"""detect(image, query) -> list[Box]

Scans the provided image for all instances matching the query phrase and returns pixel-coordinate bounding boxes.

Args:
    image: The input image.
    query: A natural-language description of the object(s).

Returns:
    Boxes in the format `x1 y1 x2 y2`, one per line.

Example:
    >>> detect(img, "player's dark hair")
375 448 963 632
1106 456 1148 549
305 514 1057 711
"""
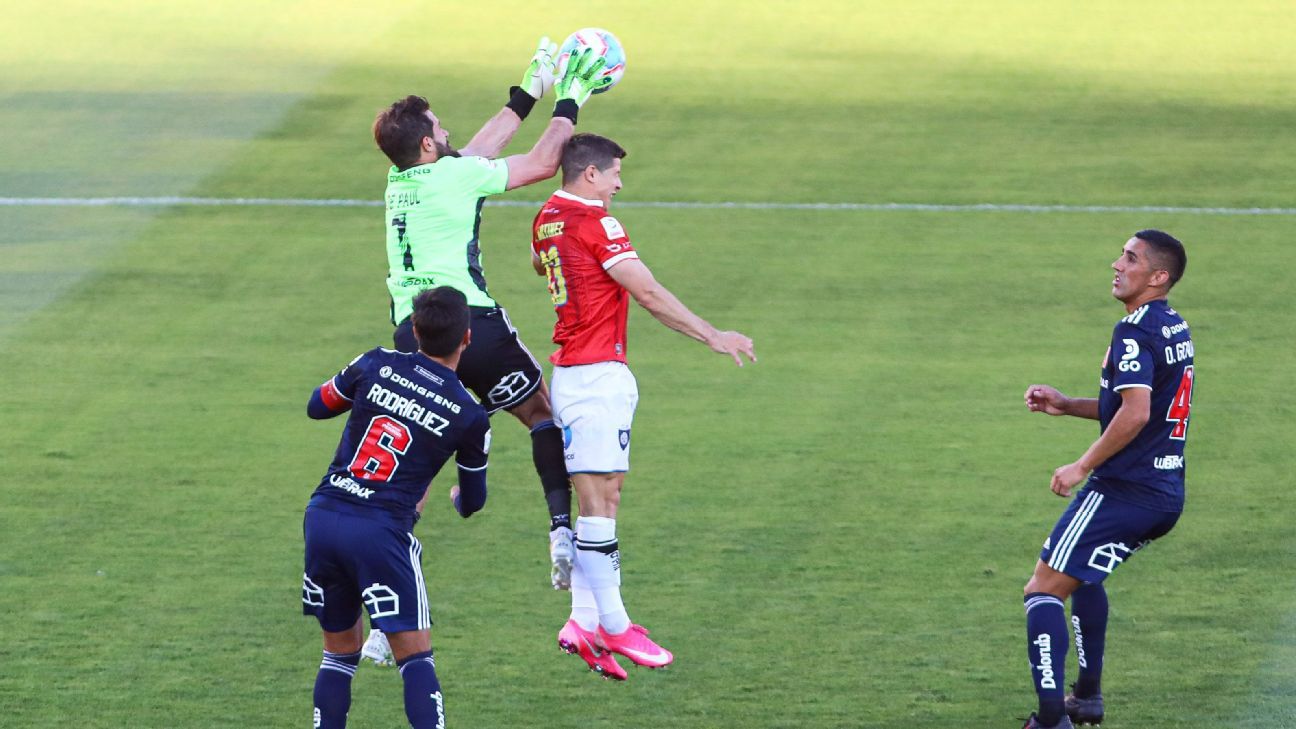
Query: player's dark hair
411 287 471 358
374 95 435 171
561 133 627 184
1135 229 1187 288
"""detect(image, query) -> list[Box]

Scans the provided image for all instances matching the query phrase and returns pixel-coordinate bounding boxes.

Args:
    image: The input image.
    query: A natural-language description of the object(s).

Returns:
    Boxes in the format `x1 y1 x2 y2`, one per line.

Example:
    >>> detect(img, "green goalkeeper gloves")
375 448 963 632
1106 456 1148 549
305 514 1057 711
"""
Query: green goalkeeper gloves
555 47 612 108
518 36 558 100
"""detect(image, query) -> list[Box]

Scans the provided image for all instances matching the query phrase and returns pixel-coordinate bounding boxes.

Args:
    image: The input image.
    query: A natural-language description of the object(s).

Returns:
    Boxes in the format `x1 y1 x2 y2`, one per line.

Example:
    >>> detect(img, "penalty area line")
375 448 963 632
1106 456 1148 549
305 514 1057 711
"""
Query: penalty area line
1 196 1295 216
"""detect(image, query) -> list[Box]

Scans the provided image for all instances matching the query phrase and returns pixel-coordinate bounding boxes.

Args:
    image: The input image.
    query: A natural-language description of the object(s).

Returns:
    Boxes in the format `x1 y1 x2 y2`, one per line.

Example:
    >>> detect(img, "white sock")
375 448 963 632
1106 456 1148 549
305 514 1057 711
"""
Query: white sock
569 559 599 631
576 516 630 634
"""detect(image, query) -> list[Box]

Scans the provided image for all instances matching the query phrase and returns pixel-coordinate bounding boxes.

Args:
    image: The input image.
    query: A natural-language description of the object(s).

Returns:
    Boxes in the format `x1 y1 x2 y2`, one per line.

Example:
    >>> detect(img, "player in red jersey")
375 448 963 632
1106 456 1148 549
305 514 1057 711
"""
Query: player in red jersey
530 134 756 679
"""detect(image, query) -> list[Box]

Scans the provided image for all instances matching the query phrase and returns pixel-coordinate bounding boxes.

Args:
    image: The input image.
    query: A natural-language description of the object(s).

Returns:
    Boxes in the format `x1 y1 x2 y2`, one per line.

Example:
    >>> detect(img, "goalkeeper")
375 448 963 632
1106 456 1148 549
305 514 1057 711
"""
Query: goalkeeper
363 39 612 665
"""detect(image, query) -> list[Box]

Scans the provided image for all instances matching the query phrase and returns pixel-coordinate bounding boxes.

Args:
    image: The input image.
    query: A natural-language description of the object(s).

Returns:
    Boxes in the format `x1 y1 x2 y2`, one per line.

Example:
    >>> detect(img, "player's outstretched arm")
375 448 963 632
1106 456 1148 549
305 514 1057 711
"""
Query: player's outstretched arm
609 259 757 367
1024 384 1099 419
501 47 611 190
460 37 557 159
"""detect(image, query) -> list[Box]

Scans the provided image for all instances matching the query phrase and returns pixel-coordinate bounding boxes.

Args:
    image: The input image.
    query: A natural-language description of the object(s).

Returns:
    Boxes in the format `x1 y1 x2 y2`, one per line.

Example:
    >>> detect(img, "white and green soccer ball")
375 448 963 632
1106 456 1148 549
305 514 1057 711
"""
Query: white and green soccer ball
556 28 626 94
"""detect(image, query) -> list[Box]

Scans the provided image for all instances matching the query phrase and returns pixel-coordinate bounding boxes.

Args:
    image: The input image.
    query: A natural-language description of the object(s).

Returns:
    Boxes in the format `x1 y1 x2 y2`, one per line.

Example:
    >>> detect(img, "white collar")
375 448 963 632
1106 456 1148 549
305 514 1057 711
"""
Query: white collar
553 189 604 208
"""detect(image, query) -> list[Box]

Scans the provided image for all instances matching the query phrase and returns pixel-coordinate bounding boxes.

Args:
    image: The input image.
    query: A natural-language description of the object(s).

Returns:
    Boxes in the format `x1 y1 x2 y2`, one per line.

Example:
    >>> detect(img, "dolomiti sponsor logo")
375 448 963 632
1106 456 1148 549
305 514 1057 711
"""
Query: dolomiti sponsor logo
379 366 460 413
1154 455 1185 470
1034 633 1057 689
1072 616 1088 669
366 383 452 435
329 474 375 499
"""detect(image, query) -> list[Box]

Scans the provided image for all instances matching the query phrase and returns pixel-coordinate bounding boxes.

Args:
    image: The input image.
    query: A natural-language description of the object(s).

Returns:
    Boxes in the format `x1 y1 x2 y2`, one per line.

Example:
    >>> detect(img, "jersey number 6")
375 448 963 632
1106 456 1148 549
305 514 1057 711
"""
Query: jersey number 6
349 415 413 482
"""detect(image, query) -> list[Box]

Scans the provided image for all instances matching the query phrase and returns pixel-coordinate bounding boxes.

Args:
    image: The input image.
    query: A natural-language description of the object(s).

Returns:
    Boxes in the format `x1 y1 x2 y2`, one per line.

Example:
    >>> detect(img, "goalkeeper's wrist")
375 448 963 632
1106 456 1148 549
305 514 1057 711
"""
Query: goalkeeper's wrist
552 99 579 123
506 86 537 120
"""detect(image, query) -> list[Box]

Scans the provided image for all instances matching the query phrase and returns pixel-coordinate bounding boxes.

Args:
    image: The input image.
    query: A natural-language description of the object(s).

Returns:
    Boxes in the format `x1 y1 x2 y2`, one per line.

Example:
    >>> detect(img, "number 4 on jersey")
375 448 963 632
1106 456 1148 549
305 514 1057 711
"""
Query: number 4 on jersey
1166 365 1194 440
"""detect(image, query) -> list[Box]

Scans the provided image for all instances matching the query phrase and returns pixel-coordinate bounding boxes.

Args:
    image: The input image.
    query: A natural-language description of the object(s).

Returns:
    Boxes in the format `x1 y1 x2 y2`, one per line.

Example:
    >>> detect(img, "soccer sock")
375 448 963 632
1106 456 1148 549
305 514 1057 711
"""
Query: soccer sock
576 515 630 634
313 650 360 729
1070 583 1109 698
1025 592 1069 727
569 555 600 631
397 650 445 729
530 421 572 531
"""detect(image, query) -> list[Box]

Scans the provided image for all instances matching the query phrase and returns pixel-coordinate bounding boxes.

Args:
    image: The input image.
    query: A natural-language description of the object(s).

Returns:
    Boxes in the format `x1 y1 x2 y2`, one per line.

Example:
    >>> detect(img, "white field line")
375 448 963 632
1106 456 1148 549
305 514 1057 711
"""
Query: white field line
2 196 1295 215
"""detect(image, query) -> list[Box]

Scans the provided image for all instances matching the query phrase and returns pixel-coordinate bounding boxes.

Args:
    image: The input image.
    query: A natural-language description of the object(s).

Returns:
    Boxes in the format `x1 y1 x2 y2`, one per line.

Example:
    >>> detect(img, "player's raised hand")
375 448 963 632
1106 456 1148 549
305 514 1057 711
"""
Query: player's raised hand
1024 384 1068 416
555 47 612 108
519 36 558 99
710 331 756 367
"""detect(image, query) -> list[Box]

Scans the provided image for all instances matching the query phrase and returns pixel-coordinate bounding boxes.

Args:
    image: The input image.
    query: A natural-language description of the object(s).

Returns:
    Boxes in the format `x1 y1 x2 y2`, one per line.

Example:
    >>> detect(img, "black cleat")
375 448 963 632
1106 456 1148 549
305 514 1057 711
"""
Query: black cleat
1064 692 1104 725
1021 713 1075 729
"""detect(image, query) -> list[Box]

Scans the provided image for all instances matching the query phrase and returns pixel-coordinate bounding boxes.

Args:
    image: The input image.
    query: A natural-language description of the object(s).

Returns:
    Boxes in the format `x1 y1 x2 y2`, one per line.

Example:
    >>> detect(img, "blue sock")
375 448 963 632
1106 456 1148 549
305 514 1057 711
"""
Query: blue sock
313 650 360 728
397 650 445 729
1071 583 1108 698
1025 592 1068 726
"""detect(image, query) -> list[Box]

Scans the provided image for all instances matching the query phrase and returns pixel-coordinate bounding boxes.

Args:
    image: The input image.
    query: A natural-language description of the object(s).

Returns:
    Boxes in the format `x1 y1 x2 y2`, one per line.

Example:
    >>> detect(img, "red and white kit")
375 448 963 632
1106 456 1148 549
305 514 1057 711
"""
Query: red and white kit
532 190 641 473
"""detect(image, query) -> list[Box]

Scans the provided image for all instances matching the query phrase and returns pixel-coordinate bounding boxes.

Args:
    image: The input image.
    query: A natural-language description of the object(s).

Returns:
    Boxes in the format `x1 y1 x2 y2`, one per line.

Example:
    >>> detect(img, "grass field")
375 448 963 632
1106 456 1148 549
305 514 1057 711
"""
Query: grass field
3 2 1296 727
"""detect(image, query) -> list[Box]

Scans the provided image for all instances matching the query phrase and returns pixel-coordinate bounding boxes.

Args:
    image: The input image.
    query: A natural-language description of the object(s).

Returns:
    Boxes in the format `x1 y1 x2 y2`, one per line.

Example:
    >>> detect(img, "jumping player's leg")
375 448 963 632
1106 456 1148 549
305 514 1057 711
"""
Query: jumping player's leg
427 308 575 588
506 380 575 535
387 630 445 729
570 472 627 632
570 472 673 669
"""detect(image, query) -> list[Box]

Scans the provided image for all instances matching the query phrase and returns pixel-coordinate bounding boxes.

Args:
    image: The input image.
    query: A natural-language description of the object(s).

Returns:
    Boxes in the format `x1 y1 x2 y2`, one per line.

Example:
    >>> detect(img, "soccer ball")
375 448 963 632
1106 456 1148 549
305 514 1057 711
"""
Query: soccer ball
556 28 626 94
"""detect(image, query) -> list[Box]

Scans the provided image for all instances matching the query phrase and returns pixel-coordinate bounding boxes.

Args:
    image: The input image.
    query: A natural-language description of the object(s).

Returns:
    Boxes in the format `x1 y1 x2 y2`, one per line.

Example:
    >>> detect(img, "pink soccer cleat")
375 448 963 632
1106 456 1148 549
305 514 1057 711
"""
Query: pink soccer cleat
597 624 674 668
558 620 627 681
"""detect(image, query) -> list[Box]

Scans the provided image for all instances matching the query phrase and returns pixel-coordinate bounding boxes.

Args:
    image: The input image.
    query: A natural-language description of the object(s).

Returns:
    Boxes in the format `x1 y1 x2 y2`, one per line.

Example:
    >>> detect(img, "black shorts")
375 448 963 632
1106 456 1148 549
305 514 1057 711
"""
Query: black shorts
394 305 544 414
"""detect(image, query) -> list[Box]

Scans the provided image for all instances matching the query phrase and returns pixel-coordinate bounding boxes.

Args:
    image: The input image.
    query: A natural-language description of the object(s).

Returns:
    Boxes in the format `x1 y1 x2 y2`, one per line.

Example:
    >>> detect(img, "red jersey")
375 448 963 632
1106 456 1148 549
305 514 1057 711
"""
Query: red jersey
532 190 639 366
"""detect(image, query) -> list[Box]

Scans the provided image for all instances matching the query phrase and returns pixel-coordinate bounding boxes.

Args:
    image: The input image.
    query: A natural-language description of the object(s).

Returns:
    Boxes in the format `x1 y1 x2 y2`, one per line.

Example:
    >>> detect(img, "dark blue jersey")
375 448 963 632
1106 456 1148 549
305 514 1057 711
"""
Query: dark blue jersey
308 348 490 523
1090 300 1195 511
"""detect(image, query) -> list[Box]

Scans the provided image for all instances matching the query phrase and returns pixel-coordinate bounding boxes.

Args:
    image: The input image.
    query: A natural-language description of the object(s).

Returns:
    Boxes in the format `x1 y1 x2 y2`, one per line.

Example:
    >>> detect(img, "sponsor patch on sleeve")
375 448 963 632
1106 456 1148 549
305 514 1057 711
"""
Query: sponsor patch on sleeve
600 216 627 240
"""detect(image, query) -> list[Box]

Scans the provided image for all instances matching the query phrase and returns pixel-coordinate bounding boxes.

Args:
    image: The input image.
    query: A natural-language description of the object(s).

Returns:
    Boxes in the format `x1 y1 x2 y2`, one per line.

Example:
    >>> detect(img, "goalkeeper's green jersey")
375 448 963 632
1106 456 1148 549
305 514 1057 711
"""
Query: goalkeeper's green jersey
383 155 510 322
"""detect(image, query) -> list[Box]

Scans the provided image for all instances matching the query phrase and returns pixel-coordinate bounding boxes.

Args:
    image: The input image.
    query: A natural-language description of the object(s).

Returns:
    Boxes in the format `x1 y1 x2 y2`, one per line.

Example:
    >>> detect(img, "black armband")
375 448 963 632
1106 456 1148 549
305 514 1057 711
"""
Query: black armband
506 86 537 120
552 99 579 124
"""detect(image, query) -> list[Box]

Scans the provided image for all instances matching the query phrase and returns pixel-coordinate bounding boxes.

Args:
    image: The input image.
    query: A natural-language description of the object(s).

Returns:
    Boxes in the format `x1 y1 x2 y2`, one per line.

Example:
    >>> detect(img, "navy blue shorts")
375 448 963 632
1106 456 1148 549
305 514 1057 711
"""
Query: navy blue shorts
301 506 431 633
394 305 543 414
1039 488 1181 584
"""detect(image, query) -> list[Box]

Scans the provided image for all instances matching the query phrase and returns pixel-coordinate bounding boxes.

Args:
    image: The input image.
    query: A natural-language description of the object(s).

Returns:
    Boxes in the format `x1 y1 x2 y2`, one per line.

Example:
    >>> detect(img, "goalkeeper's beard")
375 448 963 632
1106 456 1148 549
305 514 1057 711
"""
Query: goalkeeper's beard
435 141 461 158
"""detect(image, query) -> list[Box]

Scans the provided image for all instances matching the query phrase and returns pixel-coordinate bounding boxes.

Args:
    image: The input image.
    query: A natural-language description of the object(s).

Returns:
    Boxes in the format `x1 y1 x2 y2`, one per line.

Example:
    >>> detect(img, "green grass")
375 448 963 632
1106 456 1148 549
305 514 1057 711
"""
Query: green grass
3 1 1296 727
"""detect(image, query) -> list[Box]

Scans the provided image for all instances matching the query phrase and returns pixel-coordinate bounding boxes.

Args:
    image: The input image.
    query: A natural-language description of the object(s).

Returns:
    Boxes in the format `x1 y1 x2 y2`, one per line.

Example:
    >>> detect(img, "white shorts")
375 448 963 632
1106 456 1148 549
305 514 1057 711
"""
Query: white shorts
551 362 639 474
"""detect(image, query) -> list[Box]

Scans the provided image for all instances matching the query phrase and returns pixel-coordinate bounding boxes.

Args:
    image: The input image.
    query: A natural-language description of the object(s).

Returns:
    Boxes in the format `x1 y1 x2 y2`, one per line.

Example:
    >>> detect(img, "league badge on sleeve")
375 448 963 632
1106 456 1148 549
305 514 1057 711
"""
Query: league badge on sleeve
600 216 627 240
